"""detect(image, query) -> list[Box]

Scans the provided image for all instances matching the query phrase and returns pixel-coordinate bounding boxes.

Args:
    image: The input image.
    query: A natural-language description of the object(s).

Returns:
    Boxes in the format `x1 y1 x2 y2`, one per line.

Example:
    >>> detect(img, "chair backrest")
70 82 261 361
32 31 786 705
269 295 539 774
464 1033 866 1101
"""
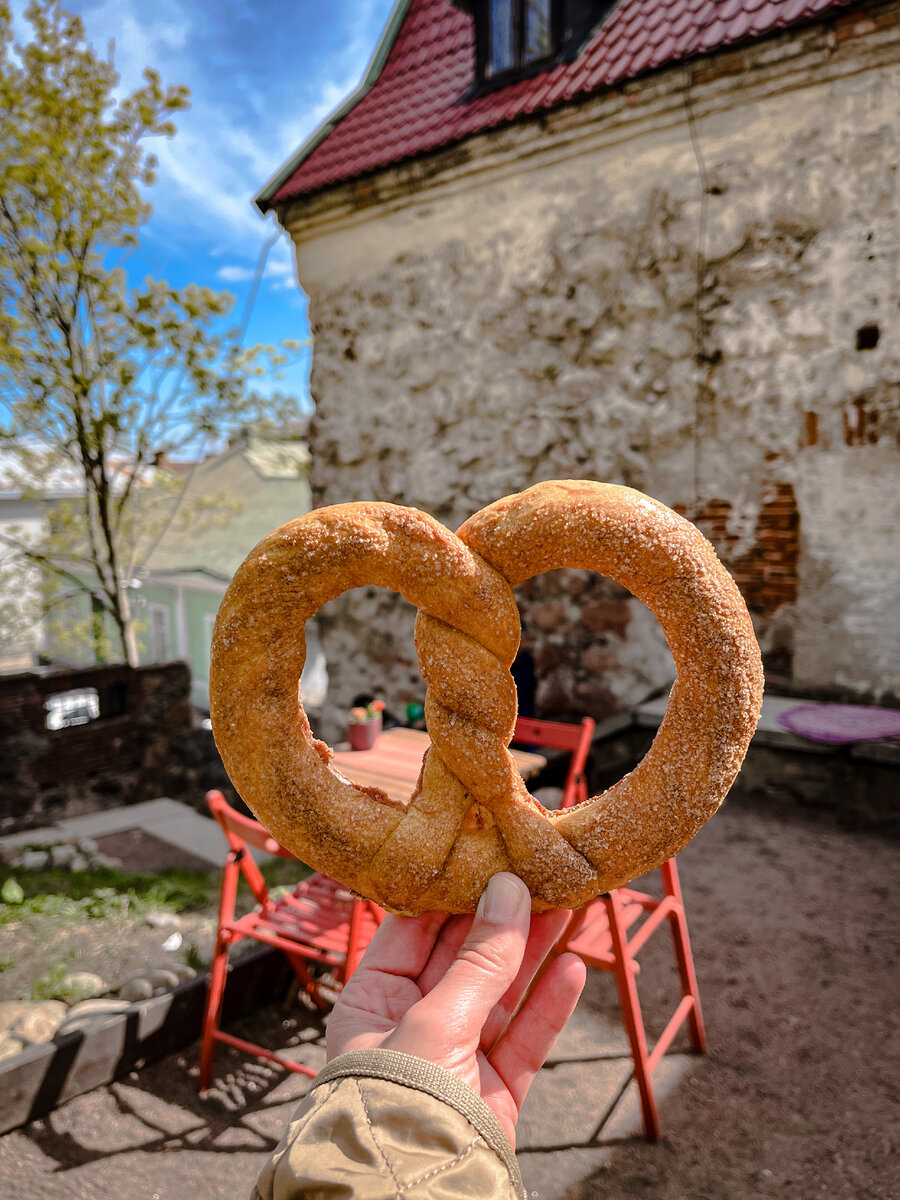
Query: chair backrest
513 716 595 808
206 790 297 912
206 789 296 859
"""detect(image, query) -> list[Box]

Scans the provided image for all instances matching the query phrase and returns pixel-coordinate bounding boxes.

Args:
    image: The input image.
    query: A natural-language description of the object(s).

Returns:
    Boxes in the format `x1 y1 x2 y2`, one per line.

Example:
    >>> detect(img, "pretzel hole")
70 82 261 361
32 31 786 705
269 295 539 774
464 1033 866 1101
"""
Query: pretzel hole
512 568 674 727
313 583 428 762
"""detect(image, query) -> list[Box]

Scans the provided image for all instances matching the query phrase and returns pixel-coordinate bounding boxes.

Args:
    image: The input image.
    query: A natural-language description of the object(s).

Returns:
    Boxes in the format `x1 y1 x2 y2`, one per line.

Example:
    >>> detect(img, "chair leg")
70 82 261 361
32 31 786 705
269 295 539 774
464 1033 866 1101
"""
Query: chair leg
660 859 707 1053
198 933 231 1093
285 952 330 1012
604 890 661 1141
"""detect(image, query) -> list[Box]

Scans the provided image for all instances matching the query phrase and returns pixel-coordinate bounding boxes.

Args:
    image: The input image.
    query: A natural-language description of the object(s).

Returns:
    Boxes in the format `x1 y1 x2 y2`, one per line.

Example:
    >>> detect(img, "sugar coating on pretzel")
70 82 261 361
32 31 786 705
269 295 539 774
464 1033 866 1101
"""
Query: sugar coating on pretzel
209 482 763 915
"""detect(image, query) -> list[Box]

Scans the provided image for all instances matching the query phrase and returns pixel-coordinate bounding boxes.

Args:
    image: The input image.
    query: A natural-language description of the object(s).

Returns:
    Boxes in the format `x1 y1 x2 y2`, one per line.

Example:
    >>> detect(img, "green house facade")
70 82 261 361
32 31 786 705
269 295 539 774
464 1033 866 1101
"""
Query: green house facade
40 433 315 712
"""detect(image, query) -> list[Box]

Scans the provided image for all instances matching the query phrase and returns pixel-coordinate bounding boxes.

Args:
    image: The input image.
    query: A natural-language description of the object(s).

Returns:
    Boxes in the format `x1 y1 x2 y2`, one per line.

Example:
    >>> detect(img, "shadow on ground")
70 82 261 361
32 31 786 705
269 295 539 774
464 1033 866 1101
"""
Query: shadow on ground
1 796 897 1200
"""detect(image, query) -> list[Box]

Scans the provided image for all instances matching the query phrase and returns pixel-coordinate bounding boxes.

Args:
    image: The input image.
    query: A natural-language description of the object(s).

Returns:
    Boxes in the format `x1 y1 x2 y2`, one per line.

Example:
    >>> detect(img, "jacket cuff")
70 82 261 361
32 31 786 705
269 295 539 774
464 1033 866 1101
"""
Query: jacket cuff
314 1048 525 1199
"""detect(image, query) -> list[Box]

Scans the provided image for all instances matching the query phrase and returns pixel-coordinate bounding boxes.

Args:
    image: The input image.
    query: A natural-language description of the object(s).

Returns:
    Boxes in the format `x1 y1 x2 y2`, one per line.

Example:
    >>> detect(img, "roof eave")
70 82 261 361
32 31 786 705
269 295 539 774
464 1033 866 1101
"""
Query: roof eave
255 0 414 215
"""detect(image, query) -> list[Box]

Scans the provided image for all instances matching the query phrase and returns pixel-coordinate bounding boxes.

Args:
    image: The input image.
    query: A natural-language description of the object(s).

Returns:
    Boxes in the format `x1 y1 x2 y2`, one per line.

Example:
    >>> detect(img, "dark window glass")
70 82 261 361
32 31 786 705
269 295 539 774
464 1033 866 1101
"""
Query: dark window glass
524 0 553 62
480 0 612 83
563 0 599 43
488 0 515 75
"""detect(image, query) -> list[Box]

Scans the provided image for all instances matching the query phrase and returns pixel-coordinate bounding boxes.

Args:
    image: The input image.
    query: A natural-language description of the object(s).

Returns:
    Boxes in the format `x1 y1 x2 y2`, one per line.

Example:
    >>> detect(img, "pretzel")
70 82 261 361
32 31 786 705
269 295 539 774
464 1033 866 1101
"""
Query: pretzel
209 481 763 914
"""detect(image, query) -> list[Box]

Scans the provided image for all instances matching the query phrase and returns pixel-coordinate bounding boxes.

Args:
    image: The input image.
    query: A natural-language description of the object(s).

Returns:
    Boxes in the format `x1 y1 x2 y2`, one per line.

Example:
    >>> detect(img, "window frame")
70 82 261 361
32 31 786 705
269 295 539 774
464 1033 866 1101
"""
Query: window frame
469 0 610 94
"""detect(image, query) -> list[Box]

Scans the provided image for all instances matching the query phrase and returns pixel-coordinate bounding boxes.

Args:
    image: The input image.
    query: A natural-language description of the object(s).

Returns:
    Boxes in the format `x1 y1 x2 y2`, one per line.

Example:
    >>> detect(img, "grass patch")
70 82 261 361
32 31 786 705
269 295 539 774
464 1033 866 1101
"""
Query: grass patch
0 863 216 924
0 855 311 926
0 852 315 1003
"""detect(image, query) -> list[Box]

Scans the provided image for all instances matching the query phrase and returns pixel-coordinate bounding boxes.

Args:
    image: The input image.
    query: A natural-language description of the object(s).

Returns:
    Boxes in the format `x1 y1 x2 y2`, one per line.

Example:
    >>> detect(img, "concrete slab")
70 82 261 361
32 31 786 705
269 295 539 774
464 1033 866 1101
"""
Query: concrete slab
56 798 272 866
597 1054 694 1143
56 798 189 836
635 692 834 753
519 1144 613 1198
0 825 67 848
547 990 631 1061
517 1058 633 1150
242 1097 308 1142
110 1081 206 1137
49 1089 159 1153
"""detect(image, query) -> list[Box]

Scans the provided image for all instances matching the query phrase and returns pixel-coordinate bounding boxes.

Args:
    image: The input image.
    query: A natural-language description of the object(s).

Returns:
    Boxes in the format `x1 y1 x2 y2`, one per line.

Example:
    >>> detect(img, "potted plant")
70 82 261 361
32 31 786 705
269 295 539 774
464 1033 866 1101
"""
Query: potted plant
347 700 384 750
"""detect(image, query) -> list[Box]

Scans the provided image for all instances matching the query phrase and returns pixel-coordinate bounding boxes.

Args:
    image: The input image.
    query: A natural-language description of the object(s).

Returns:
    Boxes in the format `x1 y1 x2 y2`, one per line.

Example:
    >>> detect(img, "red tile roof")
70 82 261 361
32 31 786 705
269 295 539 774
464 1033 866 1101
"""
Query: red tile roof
263 0 862 209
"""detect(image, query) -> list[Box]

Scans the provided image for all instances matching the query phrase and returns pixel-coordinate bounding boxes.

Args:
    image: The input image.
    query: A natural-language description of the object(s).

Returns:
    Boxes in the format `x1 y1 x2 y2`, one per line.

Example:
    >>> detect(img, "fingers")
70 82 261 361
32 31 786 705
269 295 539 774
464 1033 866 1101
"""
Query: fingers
479 906 572 1054
406 873 532 1039
487 951 586 1111
416 914 474 995
352 909 451 981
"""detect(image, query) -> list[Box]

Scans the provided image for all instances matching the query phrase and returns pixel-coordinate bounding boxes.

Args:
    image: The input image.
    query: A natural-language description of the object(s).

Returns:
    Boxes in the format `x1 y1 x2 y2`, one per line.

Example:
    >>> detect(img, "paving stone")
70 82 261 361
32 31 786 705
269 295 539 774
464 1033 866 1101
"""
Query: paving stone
596 1053 693 1143
547 984 630 1060
242 1097 307 1141
517 1058 632 1151
262 1045 325 1103
49 1090 159 1152
110 1082 206 1137
519 1144 613 1200
212 1123 271 1149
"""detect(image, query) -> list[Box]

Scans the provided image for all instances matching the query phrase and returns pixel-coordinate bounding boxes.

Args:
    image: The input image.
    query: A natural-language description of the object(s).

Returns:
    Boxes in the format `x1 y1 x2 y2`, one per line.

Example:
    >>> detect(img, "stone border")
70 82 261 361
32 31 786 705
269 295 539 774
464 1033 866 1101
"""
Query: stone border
0 945 291 1135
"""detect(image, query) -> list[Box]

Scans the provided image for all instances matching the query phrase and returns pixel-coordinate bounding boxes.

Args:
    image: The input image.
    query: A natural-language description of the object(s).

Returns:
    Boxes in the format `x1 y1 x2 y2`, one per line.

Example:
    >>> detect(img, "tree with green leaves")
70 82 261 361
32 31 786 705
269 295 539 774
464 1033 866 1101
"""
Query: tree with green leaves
0 0 298 665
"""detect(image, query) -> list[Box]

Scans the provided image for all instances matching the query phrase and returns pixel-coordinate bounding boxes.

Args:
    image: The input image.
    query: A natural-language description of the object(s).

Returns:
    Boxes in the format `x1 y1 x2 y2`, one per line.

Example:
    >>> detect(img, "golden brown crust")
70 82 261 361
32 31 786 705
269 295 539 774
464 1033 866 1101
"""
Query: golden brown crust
210 482 763 914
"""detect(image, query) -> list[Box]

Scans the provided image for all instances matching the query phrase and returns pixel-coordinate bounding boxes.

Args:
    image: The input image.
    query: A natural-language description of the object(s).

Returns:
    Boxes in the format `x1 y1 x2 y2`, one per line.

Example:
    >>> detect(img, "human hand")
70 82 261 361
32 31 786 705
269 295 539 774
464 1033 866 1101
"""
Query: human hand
326 873 586 1146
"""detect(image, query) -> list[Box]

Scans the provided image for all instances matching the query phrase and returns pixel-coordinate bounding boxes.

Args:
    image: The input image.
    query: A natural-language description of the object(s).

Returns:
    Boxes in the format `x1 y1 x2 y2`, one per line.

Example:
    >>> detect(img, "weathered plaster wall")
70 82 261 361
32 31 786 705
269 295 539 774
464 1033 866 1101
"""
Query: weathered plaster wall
283 12 900 738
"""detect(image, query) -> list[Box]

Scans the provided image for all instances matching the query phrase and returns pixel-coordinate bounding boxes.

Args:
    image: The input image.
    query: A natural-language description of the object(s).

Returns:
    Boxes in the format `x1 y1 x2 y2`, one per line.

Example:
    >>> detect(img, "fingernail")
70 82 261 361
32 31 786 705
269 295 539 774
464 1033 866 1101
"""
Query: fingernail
479 873 526 924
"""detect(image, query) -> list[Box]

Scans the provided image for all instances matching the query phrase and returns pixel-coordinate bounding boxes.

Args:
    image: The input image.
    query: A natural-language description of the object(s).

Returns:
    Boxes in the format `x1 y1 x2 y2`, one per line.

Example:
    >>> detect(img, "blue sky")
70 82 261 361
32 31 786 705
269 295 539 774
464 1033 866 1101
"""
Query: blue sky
11 0 398 415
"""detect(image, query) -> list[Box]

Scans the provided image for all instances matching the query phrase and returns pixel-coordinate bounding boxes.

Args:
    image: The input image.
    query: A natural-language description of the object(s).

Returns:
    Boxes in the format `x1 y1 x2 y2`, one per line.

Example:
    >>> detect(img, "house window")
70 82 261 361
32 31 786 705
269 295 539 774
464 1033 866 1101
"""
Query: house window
477 0 610 83
148 602 172 663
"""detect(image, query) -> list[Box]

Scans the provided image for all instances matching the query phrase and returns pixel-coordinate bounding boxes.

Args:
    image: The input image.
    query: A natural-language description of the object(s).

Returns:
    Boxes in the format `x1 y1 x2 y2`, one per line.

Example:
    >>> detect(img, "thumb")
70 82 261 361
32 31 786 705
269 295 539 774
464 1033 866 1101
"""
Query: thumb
413 873 531 1038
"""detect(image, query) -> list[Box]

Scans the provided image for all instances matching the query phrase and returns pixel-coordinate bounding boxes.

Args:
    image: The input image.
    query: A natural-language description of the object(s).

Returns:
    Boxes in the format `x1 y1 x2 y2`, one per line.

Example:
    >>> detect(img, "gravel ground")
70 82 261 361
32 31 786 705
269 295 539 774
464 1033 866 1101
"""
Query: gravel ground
0 793 896 1200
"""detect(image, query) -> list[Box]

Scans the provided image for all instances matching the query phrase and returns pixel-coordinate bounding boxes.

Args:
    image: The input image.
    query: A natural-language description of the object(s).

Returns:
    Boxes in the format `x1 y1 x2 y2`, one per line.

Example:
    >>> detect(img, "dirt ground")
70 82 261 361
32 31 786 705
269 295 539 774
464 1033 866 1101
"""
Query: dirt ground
0 792 897 1200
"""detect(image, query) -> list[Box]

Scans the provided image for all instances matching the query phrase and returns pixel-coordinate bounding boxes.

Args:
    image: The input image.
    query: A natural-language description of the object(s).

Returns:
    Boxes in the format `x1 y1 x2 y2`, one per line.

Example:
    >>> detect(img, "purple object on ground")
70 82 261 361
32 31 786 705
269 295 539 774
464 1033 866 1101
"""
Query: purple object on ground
778 704 900 745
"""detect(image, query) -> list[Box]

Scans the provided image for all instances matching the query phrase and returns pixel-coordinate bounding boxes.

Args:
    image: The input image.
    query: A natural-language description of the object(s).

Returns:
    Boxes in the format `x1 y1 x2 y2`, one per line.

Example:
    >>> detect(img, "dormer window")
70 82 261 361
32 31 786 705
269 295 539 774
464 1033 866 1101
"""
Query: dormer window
468 0 613 86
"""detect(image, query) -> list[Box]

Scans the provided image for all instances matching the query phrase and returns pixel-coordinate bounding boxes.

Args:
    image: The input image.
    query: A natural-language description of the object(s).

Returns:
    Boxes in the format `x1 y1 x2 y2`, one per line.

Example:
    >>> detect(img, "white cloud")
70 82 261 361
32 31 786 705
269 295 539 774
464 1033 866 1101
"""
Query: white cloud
216 264 254 282
8 0 395 315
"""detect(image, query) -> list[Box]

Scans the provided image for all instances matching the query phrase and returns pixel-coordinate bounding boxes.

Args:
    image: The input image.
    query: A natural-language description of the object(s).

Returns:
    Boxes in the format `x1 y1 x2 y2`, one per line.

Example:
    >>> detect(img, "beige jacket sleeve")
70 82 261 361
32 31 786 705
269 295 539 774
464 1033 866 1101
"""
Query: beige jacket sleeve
250 1048 526 1200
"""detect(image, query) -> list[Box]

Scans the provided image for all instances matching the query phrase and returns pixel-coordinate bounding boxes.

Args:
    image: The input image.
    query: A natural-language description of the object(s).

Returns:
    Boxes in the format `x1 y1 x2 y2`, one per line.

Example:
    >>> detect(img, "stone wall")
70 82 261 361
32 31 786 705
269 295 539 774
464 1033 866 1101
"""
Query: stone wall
281 7 900 740
0 663 231 834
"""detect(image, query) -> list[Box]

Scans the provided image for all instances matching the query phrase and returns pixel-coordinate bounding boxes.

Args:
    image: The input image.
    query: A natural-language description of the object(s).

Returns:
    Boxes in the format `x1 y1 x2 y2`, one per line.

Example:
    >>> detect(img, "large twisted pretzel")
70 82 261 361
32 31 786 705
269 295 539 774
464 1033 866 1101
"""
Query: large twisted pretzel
210 481 763 914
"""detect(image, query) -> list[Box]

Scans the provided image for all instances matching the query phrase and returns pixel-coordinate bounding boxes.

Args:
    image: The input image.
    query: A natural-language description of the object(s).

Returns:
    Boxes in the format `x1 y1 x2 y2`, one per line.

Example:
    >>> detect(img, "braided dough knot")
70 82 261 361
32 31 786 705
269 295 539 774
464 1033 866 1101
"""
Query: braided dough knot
210 481 763 914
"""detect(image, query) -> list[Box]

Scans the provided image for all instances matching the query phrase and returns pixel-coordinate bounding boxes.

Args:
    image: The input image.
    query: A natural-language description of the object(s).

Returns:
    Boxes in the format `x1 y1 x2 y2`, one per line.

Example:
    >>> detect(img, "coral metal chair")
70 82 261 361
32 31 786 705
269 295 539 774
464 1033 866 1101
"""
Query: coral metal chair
517 715 706 1139
561 859 706 1140
513 715 595 809
199 790 385 1093
561 859 710 1137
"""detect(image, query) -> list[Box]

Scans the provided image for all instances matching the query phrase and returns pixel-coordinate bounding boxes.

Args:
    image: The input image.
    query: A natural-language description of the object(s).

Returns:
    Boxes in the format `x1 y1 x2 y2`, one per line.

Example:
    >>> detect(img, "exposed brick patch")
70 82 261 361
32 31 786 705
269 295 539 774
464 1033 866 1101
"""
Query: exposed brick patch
675 483 800 619
843 395 881 446
804 411 819 447
835 12 878 40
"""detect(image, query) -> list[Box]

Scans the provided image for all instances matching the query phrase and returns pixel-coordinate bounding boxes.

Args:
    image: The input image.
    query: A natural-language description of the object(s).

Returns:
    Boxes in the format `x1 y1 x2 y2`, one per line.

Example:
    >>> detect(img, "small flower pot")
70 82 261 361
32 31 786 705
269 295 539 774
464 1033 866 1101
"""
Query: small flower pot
347 716 381 750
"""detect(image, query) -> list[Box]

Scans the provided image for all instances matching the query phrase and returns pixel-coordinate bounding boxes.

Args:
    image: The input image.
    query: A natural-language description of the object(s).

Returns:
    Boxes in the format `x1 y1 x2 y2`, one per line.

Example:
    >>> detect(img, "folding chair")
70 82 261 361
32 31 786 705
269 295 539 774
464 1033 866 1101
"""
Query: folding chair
515 717 705 1139
198 789 385 1093
514 715 595 808
560 861 706 1140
